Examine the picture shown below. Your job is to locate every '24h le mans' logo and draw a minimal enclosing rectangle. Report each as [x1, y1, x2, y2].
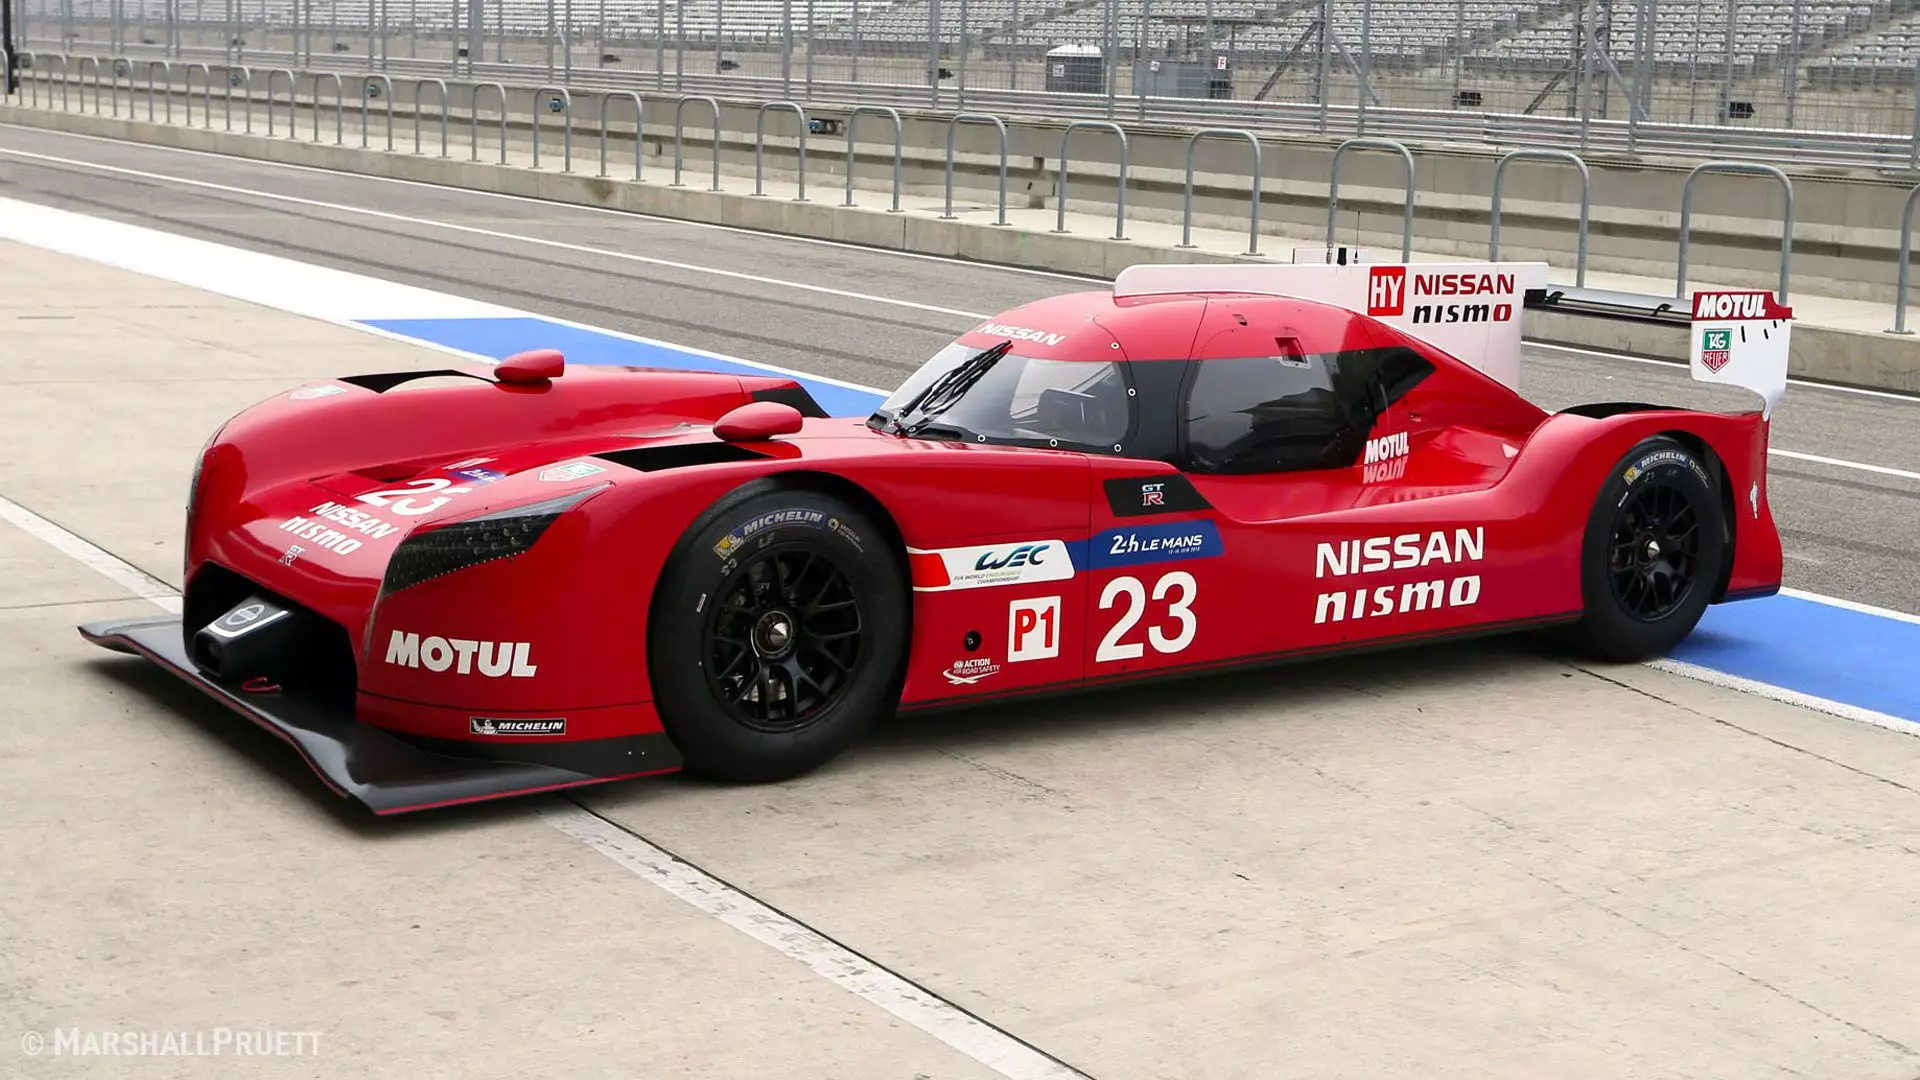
[1700, 328, 1732, 373]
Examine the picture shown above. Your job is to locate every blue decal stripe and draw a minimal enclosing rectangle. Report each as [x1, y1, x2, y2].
[1667, 594, 1920, 724]
[351, 315, 1920, 729]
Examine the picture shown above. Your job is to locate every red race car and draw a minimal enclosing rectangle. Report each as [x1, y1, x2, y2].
[80, 261, 1793, 814]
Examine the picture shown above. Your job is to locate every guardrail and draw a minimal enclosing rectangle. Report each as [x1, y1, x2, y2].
[1890, 182, 1920, 335]
[60, 40, 1920, 172]
[1326, 138, 1415, 262]
[5, 51, 1868, 328]
[1676, 161, 1795, 302]
[1490, 149, 1592, 288]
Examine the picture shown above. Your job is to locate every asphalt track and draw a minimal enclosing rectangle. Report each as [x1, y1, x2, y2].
[5, 123, 1920, 1079]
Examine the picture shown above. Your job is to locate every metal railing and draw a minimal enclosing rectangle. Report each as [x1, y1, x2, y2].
[1676, 162, 1795, 302]
[360, 74, 395, 149]
[941, 113, 1009, 226]
[673, 95, 722, 191]
[754, 101, 809, 200]
[469, 81, 507, 164]
[1889, 183, 1920, 335]
[1490, 149, 1592, 288]
[1180, 128, 1262, 256]
[598, 91, 643, 180]
[530, 85, 572, 170]
[413, 78, 449, 156]
[1056, 120, 1128, 241]
[2, 51, 1858, 322]
[844, 105, 903, 212]
[1326, 138, 1416, 262]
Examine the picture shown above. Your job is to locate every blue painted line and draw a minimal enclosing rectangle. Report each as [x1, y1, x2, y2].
[362, 314, 1920, 729]
[360, 316, 886, 417]
[1669, 595, 1920, 723]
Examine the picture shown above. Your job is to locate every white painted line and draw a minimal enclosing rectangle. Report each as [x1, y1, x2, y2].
[1529, 340, 1920, 404]
[0, 195, 515, 322]
[1648, 658, 1919, 735]
[0, 121, 1108, 285]
[0, 493, 183, 614]
[1771, 448, 1920, 482]
[543, 806, 1090, 1080]
[1781, 586, 1920, 626]
[0, 145, 994, 321]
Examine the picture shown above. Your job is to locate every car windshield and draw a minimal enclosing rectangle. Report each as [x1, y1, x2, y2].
[869, 341, 1132, 451]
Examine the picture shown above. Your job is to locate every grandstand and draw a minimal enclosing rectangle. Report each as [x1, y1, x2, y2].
[22, 0, 1920, 110]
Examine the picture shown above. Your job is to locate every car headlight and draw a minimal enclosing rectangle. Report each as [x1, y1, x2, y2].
[378, 484, 608, 594]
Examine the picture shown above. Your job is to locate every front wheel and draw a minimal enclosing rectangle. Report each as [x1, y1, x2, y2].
[1562, 436, 1728, 664]
[648, 482, 907, 782]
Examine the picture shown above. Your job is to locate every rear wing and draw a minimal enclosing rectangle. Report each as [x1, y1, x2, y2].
[1112, 261, 1548, 390]
[1111, 265, 1796, 419]
[1688, 290, 1793, 420]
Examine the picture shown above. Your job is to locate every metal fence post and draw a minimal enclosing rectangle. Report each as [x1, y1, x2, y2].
[265, 67, 294, 137]
[753, 100, 808, 201]
[532, 84, 572, 171]
[183, 60, 208, 126]
[360, 73, 393, 150]
[145, 59, 171, 122]
[1055, 119, 1129, 239]
[598, 90, 643, 180]
[1178, 128, 1262, 255]
[1676, 161, 1794, 301]
[1325, 137, 1415, 260]
[412, 77, 448, 156]
[469, 81, 506, 164]
[941, 113, 1008, 226]
[672, 94, 721, 191]
[225, 63, 250, 133]
[1490, 149, 1591, 287]
[311, 71, 343, 146]
[844, 105, 903, 212]
[1890, 183, 1920, 334]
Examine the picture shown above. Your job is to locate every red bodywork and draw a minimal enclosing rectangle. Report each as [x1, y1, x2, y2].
[170, 288, 1782, 797]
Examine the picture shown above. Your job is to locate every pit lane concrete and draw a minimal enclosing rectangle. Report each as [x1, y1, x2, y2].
[6, 217, 1920, 1077]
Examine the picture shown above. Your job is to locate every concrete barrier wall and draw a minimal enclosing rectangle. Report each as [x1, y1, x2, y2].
[20, 62, 1920, 306]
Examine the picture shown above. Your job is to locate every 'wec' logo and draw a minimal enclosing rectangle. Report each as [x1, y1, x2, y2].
[975, 544, 1050, 572]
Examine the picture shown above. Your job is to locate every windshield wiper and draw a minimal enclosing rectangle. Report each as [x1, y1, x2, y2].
[890, 340, 1012, 437]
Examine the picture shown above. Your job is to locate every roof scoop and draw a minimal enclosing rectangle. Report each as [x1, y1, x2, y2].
[496, 349, 565, 384]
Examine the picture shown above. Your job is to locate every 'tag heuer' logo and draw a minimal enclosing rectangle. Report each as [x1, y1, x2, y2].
[1367, 266, 1406, 317]
[1699, 329, 1732, 373]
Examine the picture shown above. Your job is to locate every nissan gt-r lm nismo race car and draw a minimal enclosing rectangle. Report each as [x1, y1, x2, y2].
[80, 261, 1794, 815]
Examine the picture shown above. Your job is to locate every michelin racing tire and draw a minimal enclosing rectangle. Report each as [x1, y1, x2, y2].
[1563, 436, 1727, 664]
[649, 482, 907, 783]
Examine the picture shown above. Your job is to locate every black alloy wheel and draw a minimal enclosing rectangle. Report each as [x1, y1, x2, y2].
[1606, 480, 1703, 622]
[1563, 435, 1728, 664]
[703, 544, 863, 733]
[649, 482, 908, 783]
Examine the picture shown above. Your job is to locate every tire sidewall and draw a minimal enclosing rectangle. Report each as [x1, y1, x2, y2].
[648, 480, 906, 780]
[1576, 437, 1726, 658]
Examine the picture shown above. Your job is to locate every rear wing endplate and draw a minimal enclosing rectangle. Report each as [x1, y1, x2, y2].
[1687, 290, 1793, 420]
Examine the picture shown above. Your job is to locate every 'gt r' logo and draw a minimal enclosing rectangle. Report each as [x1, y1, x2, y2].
[1141, 483, 1165, 507]
[1368, 266, 1406, 317]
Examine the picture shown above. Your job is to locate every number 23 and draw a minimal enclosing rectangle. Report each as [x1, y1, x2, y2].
[1095, 571, 1197, 662]
[358, 477, 472, 516]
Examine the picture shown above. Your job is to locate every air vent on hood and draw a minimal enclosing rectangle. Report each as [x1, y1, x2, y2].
[597, 442, 770, 472]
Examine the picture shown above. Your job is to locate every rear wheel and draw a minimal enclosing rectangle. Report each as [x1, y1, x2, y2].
[648, 482, 907, 782]
[1563, 436, 1727, 663]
